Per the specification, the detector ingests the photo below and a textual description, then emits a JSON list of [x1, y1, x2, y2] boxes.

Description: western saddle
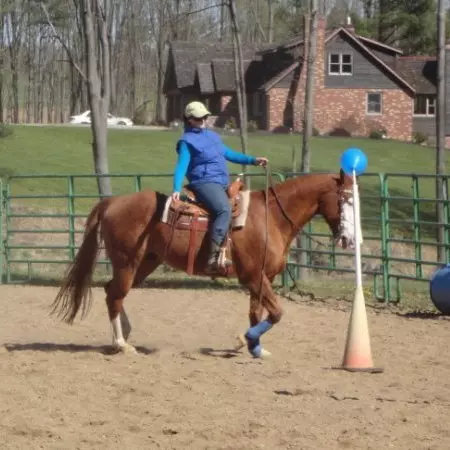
[[165, 178, 245, 275]]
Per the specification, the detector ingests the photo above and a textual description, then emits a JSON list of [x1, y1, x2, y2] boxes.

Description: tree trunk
[[268, 0, 274, 43], [298, 2, 318, 281], [82, 0, 112, 196], [301, 1, 318, 174], [436, 0, 446, 263], [228, 0, 248, 150]]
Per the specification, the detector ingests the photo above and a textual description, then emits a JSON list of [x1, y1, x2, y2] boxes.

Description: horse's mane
[[254, 172, 337, 199]]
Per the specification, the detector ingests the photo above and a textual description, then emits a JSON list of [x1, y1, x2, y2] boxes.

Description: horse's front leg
[[235, 293, 265, 351], [243, 274, 283, 359]]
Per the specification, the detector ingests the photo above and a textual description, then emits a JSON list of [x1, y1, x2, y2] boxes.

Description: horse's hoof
[[117, 343, 138, 355], [234, 334, 246, 351], [249, 346, 271, 359], [259, 348, 271, 359]]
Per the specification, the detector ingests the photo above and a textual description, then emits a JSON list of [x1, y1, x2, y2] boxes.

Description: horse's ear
[[339, 168, 345, 183]]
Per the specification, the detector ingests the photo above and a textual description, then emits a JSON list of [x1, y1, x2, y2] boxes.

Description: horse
[[51, 169, 357, 358]]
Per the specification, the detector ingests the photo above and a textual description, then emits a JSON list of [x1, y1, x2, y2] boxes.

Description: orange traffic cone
[[334, 285, 383, 373]]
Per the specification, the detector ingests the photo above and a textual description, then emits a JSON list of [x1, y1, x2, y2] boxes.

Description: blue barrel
[[430, 264, 450, 314]]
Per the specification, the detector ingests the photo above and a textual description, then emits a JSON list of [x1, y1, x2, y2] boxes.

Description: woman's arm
[[223, 146, 257, 165], [173, 141, 191, 192]]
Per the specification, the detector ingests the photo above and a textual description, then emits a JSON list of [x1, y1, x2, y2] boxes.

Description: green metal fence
[[284, 172, 445, 302], [1, 172, 284, 285], [0, 171, 445, 303]]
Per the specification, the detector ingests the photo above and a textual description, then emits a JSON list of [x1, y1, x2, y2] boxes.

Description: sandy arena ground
[[0, 284, 450, 449]]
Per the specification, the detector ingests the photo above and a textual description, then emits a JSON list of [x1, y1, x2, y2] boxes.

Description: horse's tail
[[51, 201, 104, 324]]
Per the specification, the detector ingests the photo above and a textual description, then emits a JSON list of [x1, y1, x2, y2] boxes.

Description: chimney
[[344, 15, 355, 34]]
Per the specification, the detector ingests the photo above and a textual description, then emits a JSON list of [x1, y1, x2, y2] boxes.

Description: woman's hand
[[171, 192, 180, 201], [255, 157, 269, 167]]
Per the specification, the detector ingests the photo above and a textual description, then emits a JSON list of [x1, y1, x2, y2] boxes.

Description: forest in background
[[0, 0, 449, 125]]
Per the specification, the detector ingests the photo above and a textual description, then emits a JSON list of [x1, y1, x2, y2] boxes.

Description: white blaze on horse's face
[[336, 188, 358, 249]]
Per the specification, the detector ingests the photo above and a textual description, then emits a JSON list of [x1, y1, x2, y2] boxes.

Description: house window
[[414, 95, 436, 116], [329, 53, 353, 75], [367, 92, 382, 115]]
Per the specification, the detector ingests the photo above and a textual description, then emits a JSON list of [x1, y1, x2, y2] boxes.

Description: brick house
[[163, 18, 441, 143]]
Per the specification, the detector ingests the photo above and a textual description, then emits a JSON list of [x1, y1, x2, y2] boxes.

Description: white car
[[69, 110, 133, 127]]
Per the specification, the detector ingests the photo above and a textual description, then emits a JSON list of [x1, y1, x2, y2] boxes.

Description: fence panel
[[1, 171, 445, 303], [2, 172, 284, 284]]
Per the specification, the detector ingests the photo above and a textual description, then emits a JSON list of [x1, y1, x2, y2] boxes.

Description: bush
[[0, 124, 13, 138], [132, 101, 153, 125], [413, 131, 428, 145], [369, 130, 384, 140], [247, 120, 259, 132], [225, 116, 237, 130], [369, 126, 387, 140], [312, 126, 320, 136]]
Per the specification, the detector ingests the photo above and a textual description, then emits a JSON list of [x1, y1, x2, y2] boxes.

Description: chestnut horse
[[51, 169, 356, 358]]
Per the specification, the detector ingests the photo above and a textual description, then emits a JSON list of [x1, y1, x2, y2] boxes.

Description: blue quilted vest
[[178, 127, 229, 187]]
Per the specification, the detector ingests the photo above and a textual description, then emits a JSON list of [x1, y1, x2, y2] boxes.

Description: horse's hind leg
[[104, 256, 161, 350], [105, 267, 137, 354], [132, 254, 161, 288]]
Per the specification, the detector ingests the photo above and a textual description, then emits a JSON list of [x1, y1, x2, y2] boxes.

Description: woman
[[172, 101, 268, 273]]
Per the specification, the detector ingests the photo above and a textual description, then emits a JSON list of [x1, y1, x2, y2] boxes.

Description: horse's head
[[318, 169, 358, 250]]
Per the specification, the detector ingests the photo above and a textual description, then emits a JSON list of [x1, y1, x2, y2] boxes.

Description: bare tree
[[436, 0, 446, 263], [41, 0, 112, 195], [300, 0, 318, 173], [267, 0, 275, 43], [81, 0, 112, 195], [227, 0, 248, 155]]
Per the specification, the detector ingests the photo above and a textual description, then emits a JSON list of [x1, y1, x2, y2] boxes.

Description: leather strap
[[187, 212, 199, 275]]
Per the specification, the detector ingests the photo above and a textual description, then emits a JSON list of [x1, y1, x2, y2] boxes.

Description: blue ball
[[340, 148, 368, 176], [430, 264, 450, 314]]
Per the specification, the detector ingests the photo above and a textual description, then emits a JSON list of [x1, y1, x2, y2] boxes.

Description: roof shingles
[[168, 28, 435, 96]]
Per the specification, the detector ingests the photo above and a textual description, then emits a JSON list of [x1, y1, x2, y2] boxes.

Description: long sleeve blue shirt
[[173, 141, 256, 192]]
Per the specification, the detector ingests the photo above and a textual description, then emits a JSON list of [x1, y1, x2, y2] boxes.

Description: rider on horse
[[171, 101, 268, 273]]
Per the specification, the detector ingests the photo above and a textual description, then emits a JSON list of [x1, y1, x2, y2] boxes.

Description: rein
[[258, 165, 296, 302]]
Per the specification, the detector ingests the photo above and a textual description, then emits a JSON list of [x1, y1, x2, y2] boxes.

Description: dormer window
[[329, 53, 353, 75]]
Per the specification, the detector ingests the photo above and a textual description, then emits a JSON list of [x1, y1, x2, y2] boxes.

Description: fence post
[[380, 173, 390, 302], [411, 175, 423, 278], [67, 176, 76, 261], [0, 179, 3, 284]]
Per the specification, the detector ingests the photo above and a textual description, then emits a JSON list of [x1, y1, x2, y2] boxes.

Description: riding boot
[[205, 241, 232, 273]]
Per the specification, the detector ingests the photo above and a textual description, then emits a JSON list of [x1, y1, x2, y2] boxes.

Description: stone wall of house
[[276, 17, 414, 142], [267, 88, 292, 131], [314, 88, 413, 141]]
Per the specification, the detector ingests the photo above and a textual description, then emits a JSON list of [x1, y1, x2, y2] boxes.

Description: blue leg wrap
[[245, 319, 273, 357]]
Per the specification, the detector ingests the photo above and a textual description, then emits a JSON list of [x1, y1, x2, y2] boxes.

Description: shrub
[[225, 116, 237, 130], [0, 124, 13, 138], [369, 126, 387, 140], [247, 120, 259, 132], [369, 130, 384, 140], [413, 131, 428, 145]]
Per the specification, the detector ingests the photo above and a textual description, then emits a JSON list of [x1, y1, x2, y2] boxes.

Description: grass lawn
[[0, 125, 444, 232], [1, 125, 444, 308]]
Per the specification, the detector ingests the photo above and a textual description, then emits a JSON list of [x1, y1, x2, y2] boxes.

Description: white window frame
[[366, 92, 382, 115], [328, 53, 353, 76], [413, 95, 436, 117]]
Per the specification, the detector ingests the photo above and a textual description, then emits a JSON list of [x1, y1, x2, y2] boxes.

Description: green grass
[[1, 124, 443, 182], [1, 125, 445, 308], [1, 124, 445, 231]]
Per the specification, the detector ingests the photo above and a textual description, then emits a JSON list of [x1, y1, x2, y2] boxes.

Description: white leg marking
[[111, 313, 136, 354]]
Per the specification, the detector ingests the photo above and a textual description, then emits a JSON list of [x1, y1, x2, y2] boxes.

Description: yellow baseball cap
[[184, 101, 211, 119]]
